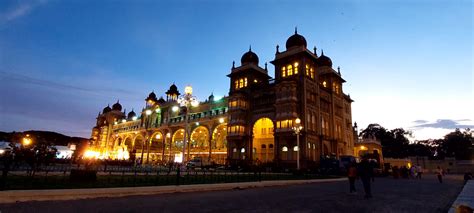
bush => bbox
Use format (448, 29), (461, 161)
(70, 169), (97, 182)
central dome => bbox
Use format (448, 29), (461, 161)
(241, 47), (259, 65)
(286, 29), (307, 49)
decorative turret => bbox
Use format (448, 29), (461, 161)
(285, 28), (307, 49)
(112, 100), (122, 111)
(240, 46), (259, 65)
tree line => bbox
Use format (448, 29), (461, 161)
(359, 124), (473, 160)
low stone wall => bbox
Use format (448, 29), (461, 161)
(384, 157), (474, 174)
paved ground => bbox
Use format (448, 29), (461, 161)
(0, 175), (465, 213)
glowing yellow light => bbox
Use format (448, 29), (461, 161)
(295, 118), (301, 124)
(360, 146), (367, 150)
(191, 100), (199, 107)
(195, 122), (199, 126)
(294, 62), (299, 67)
(132, 116), (138, 121)
(122, 119), (126, 123)
(145, 109), (152, 115)
(185, 86), (193, 95)
(22, 138), (32, 146)
(407, 162), (412, 168)
(166, 133), (171, 138)
(254, 79), (258, 83)
(155, 108), (161, 113)
(114, 121), (118, 125)
(0, 150), (5, 155)
(156, 134), (161, 139)
(84, 149), (99, 159)
(219, 118), (225, 123)
(323, 81), (327, 87)
(172, 106), (179, 112)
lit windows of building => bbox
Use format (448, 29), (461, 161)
(322, 81), (327, 88)
(287, 65), (293, 76)
(294, 62), (299, 74)
(235, 77), (248, 89)
(282, 67), (286, 77)
(276, 119), (294, 129)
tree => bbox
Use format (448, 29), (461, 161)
(439, 128), (473, 160)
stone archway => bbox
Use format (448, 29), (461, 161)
(133, 134), (145, 162)
(149, 131), (164, 164)
(171, 129), (185, 162)
(190, 126), (210, 160)
(252, 117), (274, 163)
(211, 123), (227, 164)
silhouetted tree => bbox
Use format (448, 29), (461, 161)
(438, 128), (473, 160)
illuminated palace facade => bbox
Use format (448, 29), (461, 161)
(90, 31), (356, 168)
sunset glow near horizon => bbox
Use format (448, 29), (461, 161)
(0, 0), (472, 140)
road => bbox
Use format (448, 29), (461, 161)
(0, 175), (465, 213)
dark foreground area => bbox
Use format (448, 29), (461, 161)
(0, 175), (465, 213)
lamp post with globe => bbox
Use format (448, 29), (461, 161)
(292, 118), (303, 170)
(177, 86), (199, 163)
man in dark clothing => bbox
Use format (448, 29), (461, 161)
(358, 158), (374, 199)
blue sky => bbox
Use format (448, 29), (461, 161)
(0, 0), (472, 139)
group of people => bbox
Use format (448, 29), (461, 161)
(347, 157), (374, 199)
(391, 165), (424, 179)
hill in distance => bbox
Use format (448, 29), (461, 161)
(0, 130), (89, 146)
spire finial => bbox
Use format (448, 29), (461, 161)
(337, 66), (341, 75)
(265, 62), (268, 70)
(232, 61), (235, 68)
(276, 45), (280, 53)
(321, 49), (324, 56)
(131, 108), (134, 112)
(313, 46), (317, 55)
(295, 26), (298, 34)
(117, 99), (119, 103)
(249, 45), (252, 52)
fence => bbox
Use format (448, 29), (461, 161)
(0, 163), (332, 190)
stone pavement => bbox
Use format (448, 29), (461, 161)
(0, 177), (346, 204)
(449, 180), (474, 213)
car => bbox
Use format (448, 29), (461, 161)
(186, 157), (215, 169)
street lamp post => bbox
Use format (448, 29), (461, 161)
(177, 86), (199, 164)
(292, 118), (303, 170)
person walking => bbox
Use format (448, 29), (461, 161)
(436, 166), (443, 183)
(347, 162), (357, 194)
(358, 157), (374, 199)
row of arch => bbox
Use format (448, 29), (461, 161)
(113, 123), (228, 164)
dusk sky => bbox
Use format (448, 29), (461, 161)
(0, 0), (472, 140)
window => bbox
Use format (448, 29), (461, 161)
(310, 68), (314, 79)
(282, 146), (288, 152)
(294, 62), (299, 74)
(287, 65), (293, 76)
(305, 65), (310, 76)
(235, 77), (248, 89)
(282, 67), (286, 77)
(322, 81), (327, 88)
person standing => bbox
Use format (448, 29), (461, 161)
(416, 165), (423, 179)
(358, 157), (374, 199)
(436, 166), (444, 183)
(348, 162), (357, 194)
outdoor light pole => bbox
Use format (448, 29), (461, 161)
(177, 86), (199, 163)
(292, 118), (303, 170)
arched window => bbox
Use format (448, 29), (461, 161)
(239, 79), (244, 88)
(294, 62), (299, 74)
(244, 78), (248, 87)
(269, 144), (274, 149)
(293, 146), (299, 151)
(261, 144), (266, 149)
(310, 68), (314, 79)
(282, 67), (286, 77)
(234, 80), (239, 89)
(305, 64), (310, 76)
(282, 146), (288, 152)
(287, 65), (293, 76)
(323, 81), (327, 88)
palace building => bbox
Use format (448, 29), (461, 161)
(90, 30), (357, 168)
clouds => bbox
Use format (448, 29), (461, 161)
(0, 0), (48, 25)
(411, 119), (474, 129)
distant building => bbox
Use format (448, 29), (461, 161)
(90, 30), (357, 169)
